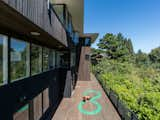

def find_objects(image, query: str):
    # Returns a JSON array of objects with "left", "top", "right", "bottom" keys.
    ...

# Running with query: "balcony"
[
  {"left": 0, "top": 0, "right": 67, "bottom": 48},
  {"left": 52, "top": 4, "right": 80, "bottom": 45}
]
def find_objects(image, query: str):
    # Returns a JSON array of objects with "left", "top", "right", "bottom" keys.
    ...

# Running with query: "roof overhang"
[
  {"left": 52, "top": 0, "right": 84, "bottom": 34},
  {"left": 80, "top": 33, "right": 99, "bottom": 43}
]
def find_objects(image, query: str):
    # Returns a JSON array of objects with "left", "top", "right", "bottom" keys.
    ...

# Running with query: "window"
[
  {"left": 43, "top": 47, "right": 49, "bottom": 71},
  {"left": 56, "top": 51, "right": 69, "bottom": 68},
  {"left": 65, "top": 9, "right": 69, "bottom": 30},
  {"left": 0, "top": 35, "right": 8, "bottom": 85},
  {"left": 85, "top": 38, "right": 91, "bottom": 46},
  {"left": 52, "top": 50, "right": 56, "bottom": 69},
  {"left": 31, "top": 44, "right": 42, "bottom": 75},
  {"left": 73, "top": 32, "right": 79, "bottom": 45},
  {"left": 10, "top": 38, "right": 30, "bottom": 81},
  {"left": 56, "top": 52, "right": 61, "bottom": 68},
  {"left": 48, "top": 50, "right": 56, "bottom": 69},
  {"left": 71, "top": 52, "right": 76, "bottom": 67},
  {"left": 68, "top": 17, "right": 73, "bottom": 36}
]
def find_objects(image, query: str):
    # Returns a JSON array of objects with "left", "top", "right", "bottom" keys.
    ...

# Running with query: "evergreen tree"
[
  {"left": 127, "top": 39, "right": 134, "bottom": 54},
  {"left": 97, "top": 33, "right": 134, "bottom": 60},
  {"left": 135, "top": 50, "right": 149, "bottom": 65},
  {"left": 149, "top": 47, "right": 160, "bottom": 63}
]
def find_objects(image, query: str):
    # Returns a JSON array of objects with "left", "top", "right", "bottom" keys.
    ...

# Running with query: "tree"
[
  {"left": 97, "top": 33, "right": 134, "bottom": 60},
  {"left": 93, "top": 33, "right": 160, "bottom": 120},
  {"left": 149, "top": 47, "right": 160, "bottom": 63},
  {"left": 135, "top": 50, "right": 149, "bottom": 65},
  {"left": 126, "top": 39, "right": 134, "bottom": 55},
  {"left": 91, "top": 48, "right": 104, "bottom": 55}
]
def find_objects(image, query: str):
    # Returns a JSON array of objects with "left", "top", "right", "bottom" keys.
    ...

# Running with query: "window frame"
[
  {"left": 0, "top": 33, "right": 57, "bottom": 87},
  {"left": 0, "top": 34, "right": 9, "bottom": 86}
]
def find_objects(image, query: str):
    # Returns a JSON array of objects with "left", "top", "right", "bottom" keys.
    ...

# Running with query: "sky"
[{"left": 84, "top": 0, "right": 160, "bottom": 53}]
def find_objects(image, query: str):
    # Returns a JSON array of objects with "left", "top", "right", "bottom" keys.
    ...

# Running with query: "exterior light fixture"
[{"left": 30, "top": 32, "right": 40, "bottom": 36}]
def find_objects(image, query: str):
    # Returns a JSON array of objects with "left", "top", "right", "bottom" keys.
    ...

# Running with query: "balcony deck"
[{"left": 52, "top": 74, "right": 121, "bottom": 120}]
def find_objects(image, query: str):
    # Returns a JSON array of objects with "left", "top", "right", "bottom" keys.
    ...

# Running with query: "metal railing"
[
  {"left": 51, "top": 4, "right": 73, "bottom": 35},
  {"left": 95, "top": 73, "right": 139, "bottom": 120}
]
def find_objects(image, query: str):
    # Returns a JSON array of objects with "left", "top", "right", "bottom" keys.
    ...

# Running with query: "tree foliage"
[
  {"left": 149, "top": 47, "right": 160, "bottom": 63},
  {"left": 135, "top": 50, "right": 149, "bottom": 65},
  {"left": 97, "top": 33, "right": 134, "bottom": 60},
  {"left": 92, "top": 33, "right": 160, "bottom": 120},
  {"left": 92, "top": 59, "right": 160, "bottom": 120}
]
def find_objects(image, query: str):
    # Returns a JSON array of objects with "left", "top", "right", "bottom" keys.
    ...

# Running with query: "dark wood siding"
[
  {"left": 0, "top": 68, "right": 67, "bottom": 120},
  {"left": 1, "top": 0, "right": 67, "bottom": 46},
  {"left": 78, "top": 47, "right": 91, "bottom": 81}
]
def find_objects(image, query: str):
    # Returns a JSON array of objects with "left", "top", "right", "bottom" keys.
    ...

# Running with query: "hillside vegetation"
[{"left": 91, "top": 33, "right": 160, "bottom": 120}]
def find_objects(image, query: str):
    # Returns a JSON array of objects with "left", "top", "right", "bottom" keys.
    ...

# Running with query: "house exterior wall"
[
  {"left": 1, "top": 0, "right": 67, "bottom": 46},
  {"left": 0, "top": 0, "right": 96, "bottom": 120},
  {"left": 78, "top": 47, "right": 91, "bottom": 81}
]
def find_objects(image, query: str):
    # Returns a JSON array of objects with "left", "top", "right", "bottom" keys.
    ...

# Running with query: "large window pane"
[
  {"left": 56, "top": 52, "right": 69, "bottom": 68},
  {"left": 43, "top": 48, "right": 49, "bottom": 71},
  {"left": 56, "top": 52, "right": 61, "bottom": 68},
  {"left": 10, "top": 38, "right": 29, "bottom": 81},
  {"left": 85, "top": 38, "right": 91, "bottom": 46},
  {"left": 31, "top": 44, "right": 42, "bottom": 75},
  {"left": 71, "top": 52, "right": 76, "bottom": 67},
  {"left": 68, "top": 16, "right": 73, "bottom": 36},
  {"left": 48, "top": 49, "right": 55, "bottom": 69},
  {"left": 0, "top": 35, "right": 8, "bottom": 85},
  {"left": 73, "top": 32, "right": 79, "bottom": 45}
]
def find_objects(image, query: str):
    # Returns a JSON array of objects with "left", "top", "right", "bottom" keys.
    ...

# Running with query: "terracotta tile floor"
[{"left": 52, "top": 74, "right": 121, "bottom": 120}]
